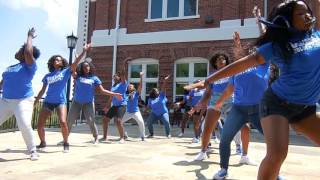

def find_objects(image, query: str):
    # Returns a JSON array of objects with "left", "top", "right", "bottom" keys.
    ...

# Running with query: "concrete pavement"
[{"left": 0, "top": 123, "right": 319, "bottom": 180}]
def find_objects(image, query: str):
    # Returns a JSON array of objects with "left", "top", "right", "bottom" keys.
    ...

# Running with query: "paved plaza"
[{"left": 1, "top": 122, "right": 319, "bottom": 180}]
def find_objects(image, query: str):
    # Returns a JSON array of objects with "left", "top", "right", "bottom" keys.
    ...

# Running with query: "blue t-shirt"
[
  {"left": 73, "top": 75, "right": 102, "bottom": 103},
  {"left": 127, "top": 91, "right": 140, "bottom": 113},
  {"left": 257, "top": 30, "right": 320, "bottom": 105},
  {"left": 189, "top": 89, "right": 205, "bottom": 106},
  {"left": 148, "top": 91, "right": 168, "bottom": 116},
  {"left": 183, "top": 94, "right": 192, "bottom": 107},
  {"left": 111, "top": 81, "right": 128, "bottom": 106},
  {"left": 210, "top": 77, "right": 230, "bottom": 94},
  {"left": 230, "top": 64, "right": 269, "bottom": 105},
  {"left": 2, "top": 61, "right": 37, "bottom": 99},
  {"left": 42, "top": 68, "right": 72, "bottom": 104}
]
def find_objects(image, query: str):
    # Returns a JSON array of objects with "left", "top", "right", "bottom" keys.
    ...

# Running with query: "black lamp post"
[{"left": 66, "top": 32, "right": 78, "bottom": 110}]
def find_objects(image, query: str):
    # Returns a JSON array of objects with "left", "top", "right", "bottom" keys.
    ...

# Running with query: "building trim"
[{"left": 91, "top": 18, "right": 260, "bottom": 47}]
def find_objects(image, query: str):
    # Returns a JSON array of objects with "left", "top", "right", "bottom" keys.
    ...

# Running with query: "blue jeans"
[
  {"left": 147, "top": 112, "right": 171, "bottom": 136},
  {"left": 219, "top": 104, "right": 264, "bottom": 169}
]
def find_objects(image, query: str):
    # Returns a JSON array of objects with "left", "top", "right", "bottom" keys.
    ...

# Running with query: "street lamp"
[{"left": 66, "top": 32, "right": 78, "bottom": 110}]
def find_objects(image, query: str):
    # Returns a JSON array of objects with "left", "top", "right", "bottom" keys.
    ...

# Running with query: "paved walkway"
[{"left": 0, "top": 123, "right": 319, "bottom": 180}]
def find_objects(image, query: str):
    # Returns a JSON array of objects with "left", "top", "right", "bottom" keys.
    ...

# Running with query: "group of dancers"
[{"left": 1, "top": 1, "right": 320, "bottom": 179}]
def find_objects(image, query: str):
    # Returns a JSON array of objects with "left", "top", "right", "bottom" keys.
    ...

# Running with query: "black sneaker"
[
  {"left": 63, "top": 142, "right": 69, "bottom": 153},
  {"left": 146, "top": 134, "right": 154, "bottom": 138},
  {"left": 36, "top": 141, "right": 46, "bottom": 150}
]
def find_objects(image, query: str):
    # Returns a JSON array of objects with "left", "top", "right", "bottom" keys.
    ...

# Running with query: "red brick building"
[{"left": 76, "top": 0, "right": 316, "bottom": 110}]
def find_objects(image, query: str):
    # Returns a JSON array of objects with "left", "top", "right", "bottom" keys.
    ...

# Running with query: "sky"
[{"left": 0, "top": 0, "right": 79, "bottom": 93}]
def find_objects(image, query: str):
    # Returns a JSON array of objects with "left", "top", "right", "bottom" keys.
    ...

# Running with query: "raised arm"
[
  {"left": 138, "top": 72, "right": 144, "bottom": 94},
  {"left": 120, "top": 57, "right": 132, "bottom": 84},
  {"left": 205, "top": 53, "right": 265, "bottom": 86},
  {"left": 24, "top": 28, "right": 36, "bottom": 65},
  {"left": 233, "top": 32, "right": 246, "bottom": 60},
  {"left": 70, "top": 44, "right": 91, "bottom": 72},
  {"left": 35, "top": 83, "right": 48, "bottom": 105},
  {"left": 253, "top": 6, "right": 266, "bottom": 35},
  {"left": 160, "top": 74, "right": 170, "bottom": 94}
]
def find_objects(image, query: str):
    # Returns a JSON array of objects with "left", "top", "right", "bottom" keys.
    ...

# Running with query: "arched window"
[
  {"left": 128, "top": 58, "right": 159, "bottom": 102},
  {"left": 174, "top": 57, "right": 209, "bottom": 102}
]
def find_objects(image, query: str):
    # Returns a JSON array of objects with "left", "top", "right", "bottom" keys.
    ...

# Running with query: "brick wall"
[{"left": 92, "top": 39, "right": 255, "bottom": 109}]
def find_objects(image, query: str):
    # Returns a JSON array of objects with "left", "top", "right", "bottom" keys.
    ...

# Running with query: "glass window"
[
  {"left": 184, "top": 0, "right": 197, "bottom": 16},
  {"left": 151, "top": 0, "right": 163, "bottom": 19},
  {"left": 194, "top": 63, "right": 207, "bottom": 77},
  {"left": 130, "top": 64, "right": 142, "bottom": 78},
  {"left": 146, "top": 64, "right": 158, "bottom": 78},
  {"left": 146, "top": 82, "right": 158, "bottom": 94},
  {"left": 176, "top": 82, "right": 187, "bottom": 96},
  {"left": 176, "top": 63, "right": 189, "bottom": 77},
  {"left": 167, "top": 0, "right": 179, "bottom": 18}
]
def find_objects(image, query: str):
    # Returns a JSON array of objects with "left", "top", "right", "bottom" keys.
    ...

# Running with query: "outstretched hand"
[
  {"left": 83, "top": 43, "right": 92, "bottom": 52},
  {"left": 114, "top": 93, "right": 123, "bottom": 101},
  {"left": 28, "top": 27, "right": 36, "bottom": 39},
  {"left": 139, "top": 71, "right": 144, "bottom": 77},
  {"left": 233, "top": 32, "right": 241, "bottom": 48},
  {"left": 252, "top": 6, "right": 261, "bottom": 19},
  {"left": 164, "top": 74, "right": 170, "bottom": 80}
]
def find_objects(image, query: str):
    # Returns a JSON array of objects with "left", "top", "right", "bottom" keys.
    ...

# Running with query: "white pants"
[
  {"left": 0, "top": 97, "right": 36, "bottom": 153},
  {"left": 121, "top": 111, "right": 145, "bottom": 138}
]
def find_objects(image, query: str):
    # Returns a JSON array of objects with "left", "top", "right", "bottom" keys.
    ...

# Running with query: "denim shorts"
[
  {"left": 208, "top": 92, "right": 232, "bottom": 119},
  {"left": 43, "top": 102, "right": 66, "bottom": 112},
  {"left": 260, "top": 88, "right": 316, "bottom": 123}
]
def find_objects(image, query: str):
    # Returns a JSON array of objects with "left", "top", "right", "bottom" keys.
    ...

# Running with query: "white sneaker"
[
  {"left": 239, "top": 155, "right": 257, "bottom": 166},
  {"left": 167, "top": 134, "right": 172, "bottom": 139},
  {"left": 212, "top": 137, "right": 220, "bottom": 144},
  {"left": 118, "top": 138, "right": 125, "bottom": 144},
  {"left": 93, "top": 137, "right": 99, "bottom": 145},
  {"left": 178, "top": 132, "right": 184, "bottom": 137},
  {"left": 192, "top": 137, "right": 200, "bottom": 143},
  {"left": 30, "top": 151, "right": 39, "bottom": 161},
  {"left": 194, "top": 151, "right": 208, "bottom": 161}
]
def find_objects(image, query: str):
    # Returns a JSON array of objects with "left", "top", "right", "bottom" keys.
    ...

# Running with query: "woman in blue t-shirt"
[
  {"left": 101, "top": 58, "right": 130, "bottom": 143},
  {"left": 35, "top": 44, "right": 91, "bottom": 152},
  {"left": 174, "top": 89, "right": 192, "bottom": 137},
  {"left": 0, "top": 28, "right": 40, "bottom": 161},
  {"left": 146, "top": 75, "right": 171, "bottom": 138},
  {"left": 119, "top": 72, "right": 146, "bottom": 141},
  {"left": 187, "top": 81, "right": 206, "bottom": 143},
  {"left": 205, "top": 1, "right": 320, "bottom": 179},
  {"left": 67, "top": 61, "right": 122, "bottom": 144},
  {"left": 190, "top": 52, "right": 242, "bottom": 162}
]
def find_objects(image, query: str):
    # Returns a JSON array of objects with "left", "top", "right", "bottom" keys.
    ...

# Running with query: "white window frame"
[
  {"left": 128, "top": 58, "right": 159, "bottom": 101},
  {"left": 146, "top": 0, "right": 200, "bottom": 22},
  {"left": 173, "top": 57, "right": 209, "bottom": 101}
]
